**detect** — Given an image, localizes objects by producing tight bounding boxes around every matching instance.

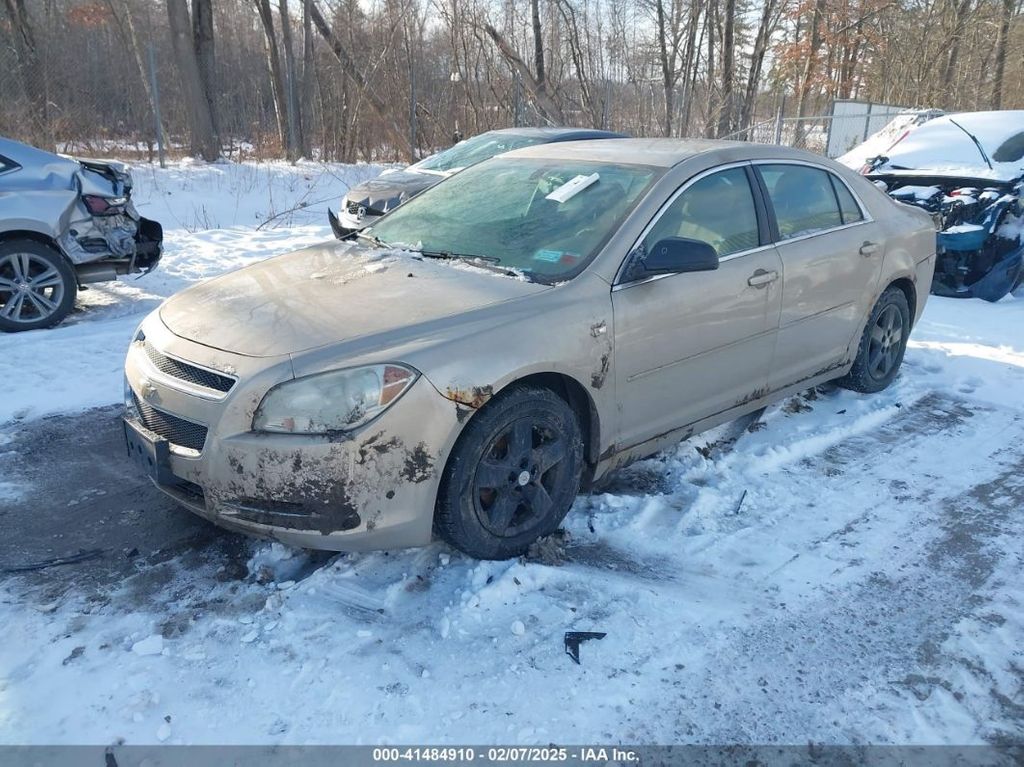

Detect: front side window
[643,167,759,258]
[369,158,659,282]
[410,133,546,175]
[759,164,844,239]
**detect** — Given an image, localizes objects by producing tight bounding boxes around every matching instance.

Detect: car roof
[502,137,826,168]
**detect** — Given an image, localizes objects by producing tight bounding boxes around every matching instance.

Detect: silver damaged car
[0,137,163,331]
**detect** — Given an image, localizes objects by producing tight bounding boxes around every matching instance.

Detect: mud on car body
[0,136,163,331]
[125,139,935,560]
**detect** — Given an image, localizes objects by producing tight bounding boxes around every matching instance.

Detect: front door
[612,166,783,452]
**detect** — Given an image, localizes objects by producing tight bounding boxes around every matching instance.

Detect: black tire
[837,285,910,393]
[0,239,77,332]
[435,385,584,560]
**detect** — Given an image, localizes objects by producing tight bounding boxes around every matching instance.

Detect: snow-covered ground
[0,162,1022,745]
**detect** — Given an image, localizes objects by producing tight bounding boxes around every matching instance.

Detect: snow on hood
[840,110,1024,182]
[159,240,546,357]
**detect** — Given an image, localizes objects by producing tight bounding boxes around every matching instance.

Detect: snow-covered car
[327,127,626,236]
[840,111,1024,301]
[0,137,163,331]
[125,139,935,559]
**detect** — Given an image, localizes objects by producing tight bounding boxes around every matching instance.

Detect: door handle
[747,269,778,288]
[859,241,879,256]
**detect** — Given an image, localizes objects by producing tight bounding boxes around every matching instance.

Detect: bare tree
[308,0,414,159]
[278,0,303,159]
[253,0,288,147]
[191,0,220,138]
[167,0,219,159]
[990,0,1015,108]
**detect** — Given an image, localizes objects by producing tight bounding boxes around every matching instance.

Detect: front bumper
[124,314,460,551]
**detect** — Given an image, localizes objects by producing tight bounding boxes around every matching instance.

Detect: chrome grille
[133,393,208,452]
[144,341,234,393]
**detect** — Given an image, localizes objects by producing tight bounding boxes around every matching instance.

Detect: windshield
[368,158,659,282]
[410,133,549,174]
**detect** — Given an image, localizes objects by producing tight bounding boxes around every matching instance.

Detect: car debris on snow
[564,631,607,665]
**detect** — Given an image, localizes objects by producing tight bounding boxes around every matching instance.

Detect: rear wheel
[0,240,77,332]
[837,285,910,393]
[435,386,584,559]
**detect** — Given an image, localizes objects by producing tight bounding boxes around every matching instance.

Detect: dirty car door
[611,165,783,451]
[755,163,884,390]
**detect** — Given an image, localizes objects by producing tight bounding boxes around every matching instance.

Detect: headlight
[253,364,418,434]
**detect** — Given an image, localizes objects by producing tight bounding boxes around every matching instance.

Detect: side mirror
[643,237,719,274]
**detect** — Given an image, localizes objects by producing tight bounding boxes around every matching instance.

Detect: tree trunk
[301,0,315,157]
[678,0,701,136]
[793,0,826,147]
[990,0,1013,109]
[167,0,219,160]
[941,0,973,100]
[278,0,303,160]
[531,0,546,98]
[253,0,287,146]
[191,0,220,140]
[716,0,736,137]
[655,0,673,137]
[739,0,776,131]
[703,0,717,137]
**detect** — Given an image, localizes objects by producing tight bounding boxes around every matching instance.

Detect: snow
[130,635,164,657]
[1,160,1023,745]
[839,110,1024,181]
[837,110,939,170]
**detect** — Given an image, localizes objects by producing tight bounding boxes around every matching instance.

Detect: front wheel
[435,386,584,560]
[0,240,77,332]
[837,285,910,393]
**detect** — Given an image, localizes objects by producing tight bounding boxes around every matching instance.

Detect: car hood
[343,170,441,213]
[159,240,547,357]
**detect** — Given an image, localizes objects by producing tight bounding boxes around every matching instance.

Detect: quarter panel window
[643,167,759,258]
[830,176,864,224]
[760,164,843,239]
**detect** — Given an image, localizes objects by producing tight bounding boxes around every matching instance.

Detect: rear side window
[644,167,759,258]
[0,155,19,174]
[759,164,843,240]
[831,176,864,224]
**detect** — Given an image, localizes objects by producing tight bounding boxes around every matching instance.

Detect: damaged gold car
[124,139,936,559]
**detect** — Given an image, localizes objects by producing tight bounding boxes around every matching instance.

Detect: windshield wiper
[419,250,526,279]
[948,118,994,170]
[351,230,388,248]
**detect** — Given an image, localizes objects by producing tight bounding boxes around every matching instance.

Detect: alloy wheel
[868,303,903,380]
[0,252,67,325]
[472,417,569,538]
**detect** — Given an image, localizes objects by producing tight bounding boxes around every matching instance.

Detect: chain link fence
[722,101,934,158]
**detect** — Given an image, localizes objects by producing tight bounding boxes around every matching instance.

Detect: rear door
[754,162,884,390]
[611,164,783,451]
